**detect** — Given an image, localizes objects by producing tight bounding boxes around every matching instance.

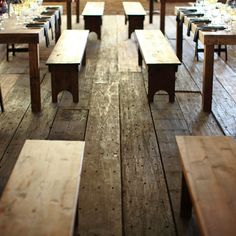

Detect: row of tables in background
[176,4,236,112]
[0,5,63,112]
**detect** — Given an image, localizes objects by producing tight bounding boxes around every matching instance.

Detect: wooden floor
[0,14,236,236]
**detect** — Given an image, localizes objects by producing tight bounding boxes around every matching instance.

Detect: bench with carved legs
[82,2,104,40]
[46,30,89,103]
[135,30,181,103]
[123,2,146,39]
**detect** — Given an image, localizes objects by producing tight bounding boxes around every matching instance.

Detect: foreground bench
[176,136,236,236]
[46,30,89,103]
[82,2,105,39]
[0,139,85,235]
[123,2,146,39]
[135,30,181,103]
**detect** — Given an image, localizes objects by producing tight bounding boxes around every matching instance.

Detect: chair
[195,41,227,61]
[0,85,4,112]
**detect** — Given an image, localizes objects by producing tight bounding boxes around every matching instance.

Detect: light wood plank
[123,2,146,15]
[46,30,89,65]
[82,2,105,16]
[176,136,236,236]
[135,29,181,65]
[0,140,85,236]
[120,73,175,235]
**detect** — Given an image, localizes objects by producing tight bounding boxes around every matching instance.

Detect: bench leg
[82,50,86,66]
[49,65,79,103]
[138,48,142,67]
[128,16,144,39]
[148,65,177,103]
[73,200,79,236]
[180,173,192,218]
[84,16,102,40]
[0,85,4,112]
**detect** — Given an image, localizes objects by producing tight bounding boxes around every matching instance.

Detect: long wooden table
[176,135,236,236]
[176,7,236,112]
[149,0,195,33]
[0,139,85,236]
[0,7,62,113]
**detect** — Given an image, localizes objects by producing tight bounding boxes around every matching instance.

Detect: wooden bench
[0,139,85,235]
[135,30,181,103]
[176,136,236,236]
[123,2,146,39]
[82,2,105,40]
[46,30,89,103]
[0,84,4,112]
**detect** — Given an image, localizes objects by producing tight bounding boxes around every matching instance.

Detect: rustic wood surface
[123,2,146,15]
[176,136,236,236]
[0,12,235,235]
[82,2,105,16]
[46,30,89,64]
[0,140,85,236]
[135,29,180,65]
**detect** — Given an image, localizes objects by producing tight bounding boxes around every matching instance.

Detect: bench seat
[0,139,85,236]
[46,30,89,103]
[176,136,236,236]
[135,29,181,103]
[123,2,146,38]
[82,2,105,39]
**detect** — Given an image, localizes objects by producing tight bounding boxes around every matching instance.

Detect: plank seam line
[140,70,179,235]
[118,81,125,236]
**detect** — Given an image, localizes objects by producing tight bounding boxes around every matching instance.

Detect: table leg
[176,18,183,62]
[149,0,153,24]
[160,0,166,34]
[180,173,192,218]
[29,43,41,113]
[76,0,80,23]
[67,0,72,29]
[202,44,214,112]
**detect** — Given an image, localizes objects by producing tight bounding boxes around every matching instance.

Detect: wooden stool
[82,2,104,40]
[0,85,4,112]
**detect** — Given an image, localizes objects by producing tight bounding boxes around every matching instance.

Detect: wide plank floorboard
[0,14,235,236]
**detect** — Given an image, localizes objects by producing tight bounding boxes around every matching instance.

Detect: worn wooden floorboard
[0,73,57,196]
[226,45,236,71]
[79,82,122,235]
[120,73,175,235]
[0,14,236,236]
[0,73,31,160]
[48,108,88,140]
[117,16,141,73]
[150,95,189,236]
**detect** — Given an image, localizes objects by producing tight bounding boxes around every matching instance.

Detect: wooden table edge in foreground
[0,139,85,236]
[176,135,236,236]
